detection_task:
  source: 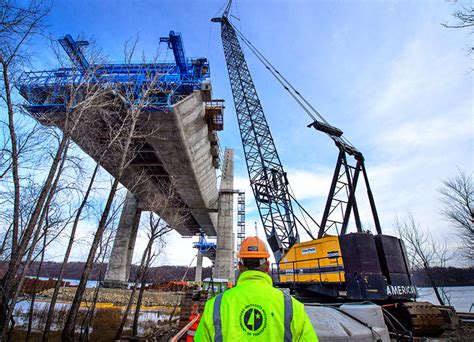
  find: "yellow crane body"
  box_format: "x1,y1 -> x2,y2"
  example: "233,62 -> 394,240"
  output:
278,236 -> 345,284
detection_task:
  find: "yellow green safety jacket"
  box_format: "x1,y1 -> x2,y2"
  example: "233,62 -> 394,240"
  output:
194,270 -> 318,341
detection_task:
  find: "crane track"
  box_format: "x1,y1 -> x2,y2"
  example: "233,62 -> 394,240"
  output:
386,301 -> 448,337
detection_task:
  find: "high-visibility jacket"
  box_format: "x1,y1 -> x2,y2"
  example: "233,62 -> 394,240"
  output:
194,270 -> 318,341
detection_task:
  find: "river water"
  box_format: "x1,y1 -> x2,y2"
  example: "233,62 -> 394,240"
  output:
13,299 -> 170,335
417,286 -> 474,312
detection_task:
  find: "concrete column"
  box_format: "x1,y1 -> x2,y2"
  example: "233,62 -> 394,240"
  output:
195,251 -> 203,282
104,191 -> 141,288
195,235 -> 204,282
214,148 -> 235,283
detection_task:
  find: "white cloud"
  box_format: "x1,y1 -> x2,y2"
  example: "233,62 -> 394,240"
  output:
348,24 -> 473,258
285,167 -> 333,200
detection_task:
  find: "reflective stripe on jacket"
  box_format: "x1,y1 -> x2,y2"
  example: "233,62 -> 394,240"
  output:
194,270 -> 318,341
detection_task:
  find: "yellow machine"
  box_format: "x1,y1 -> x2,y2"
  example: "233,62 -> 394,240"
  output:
278,236 -> 345,284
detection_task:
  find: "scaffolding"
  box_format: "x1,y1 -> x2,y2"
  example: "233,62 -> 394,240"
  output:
236,191 -> 245,252
17,32 -> 210,113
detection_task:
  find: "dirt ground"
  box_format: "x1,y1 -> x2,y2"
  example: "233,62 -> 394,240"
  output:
440,321 -> 474,341
39,287 -> 181,307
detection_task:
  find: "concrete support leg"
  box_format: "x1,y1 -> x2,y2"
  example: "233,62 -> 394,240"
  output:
195,234 -> 204,282
214,149 -> 235,284
195,251 -> 203,282
104,191 -> 141,288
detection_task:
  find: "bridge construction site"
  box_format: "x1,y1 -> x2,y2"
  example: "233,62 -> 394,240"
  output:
19,31 -> 236,287
2,0 -> 472,341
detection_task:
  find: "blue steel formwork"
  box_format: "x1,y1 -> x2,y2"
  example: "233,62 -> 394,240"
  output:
17,32 -> 210,113
194,235 -> 217,260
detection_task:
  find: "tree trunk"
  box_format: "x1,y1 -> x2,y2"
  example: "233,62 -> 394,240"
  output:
42,163 -> 100,341
1,140 -> 70,338
0,59 -> 22,337
0,134 -> 69,337
115,256 -> 146,339
25,232 -> 47,340
62,114 -> 138,341
424,262 -> 445,305
1,59 -> 21,263
61,178 -> 122,340
132,261 -> 150,336
84,269 -> 103,342
115,235 -> 153,340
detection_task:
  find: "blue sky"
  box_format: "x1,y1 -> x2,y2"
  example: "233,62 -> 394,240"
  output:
32,0 -> 472,266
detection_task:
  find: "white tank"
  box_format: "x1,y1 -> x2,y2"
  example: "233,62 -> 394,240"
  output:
305,303 -> 390,342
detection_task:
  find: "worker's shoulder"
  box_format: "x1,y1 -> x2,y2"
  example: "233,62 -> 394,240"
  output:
206,288 -> 236,303
220,285 -> 240,298
203,294 -> 218,308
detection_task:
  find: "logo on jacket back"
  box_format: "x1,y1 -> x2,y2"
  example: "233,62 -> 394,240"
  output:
239,304 -> 267,336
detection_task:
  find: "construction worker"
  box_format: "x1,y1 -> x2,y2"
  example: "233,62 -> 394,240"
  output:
194,236 -> 318,341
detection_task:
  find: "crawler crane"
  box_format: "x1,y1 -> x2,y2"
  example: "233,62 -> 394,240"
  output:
212,1 -> 450,337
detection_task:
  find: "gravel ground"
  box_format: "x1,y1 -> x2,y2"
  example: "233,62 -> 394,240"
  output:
440,321 -> 474,341
39,287 -> 181,307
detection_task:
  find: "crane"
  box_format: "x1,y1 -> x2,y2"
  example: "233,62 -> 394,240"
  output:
212,0 -> 385,257
212,5 -> 300,263
212,1 -> 449,336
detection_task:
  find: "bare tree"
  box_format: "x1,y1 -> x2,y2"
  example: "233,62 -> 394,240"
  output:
132,213 -> 172,337
1,74 -> 109,335
0,1 -> 50,332
42,163 -> 100,341
61,39 -> 165,340
115,187 -> 185,340
1,21 -> 115,335
0,0 -> 49,260
442,5 -> 474,57
79,210 -> 117,342
394,213 -> 453,305
3,140 -> 71,335
439,169 -> 474,261
442,5 -> 474,29
115,210 -> 175,340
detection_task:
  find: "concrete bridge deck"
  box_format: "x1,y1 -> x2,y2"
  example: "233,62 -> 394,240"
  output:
109,90 -> 222,237
24,89 -> 222,237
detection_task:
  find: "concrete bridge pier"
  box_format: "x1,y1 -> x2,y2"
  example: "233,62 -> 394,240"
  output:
195,249 -> 203,282
213,149 -> 235,284
103,191 -> 141,288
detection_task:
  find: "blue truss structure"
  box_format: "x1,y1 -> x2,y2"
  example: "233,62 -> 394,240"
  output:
17,31 -> 210,113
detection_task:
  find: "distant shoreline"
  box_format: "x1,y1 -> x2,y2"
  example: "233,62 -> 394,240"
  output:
2,261 -> 473,287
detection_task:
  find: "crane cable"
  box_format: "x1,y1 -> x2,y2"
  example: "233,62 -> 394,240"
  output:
229,21 -> 357,150
231,22 -> 327,124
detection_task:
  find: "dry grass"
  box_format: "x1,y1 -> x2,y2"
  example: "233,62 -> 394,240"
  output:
39,287 -> 181,307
